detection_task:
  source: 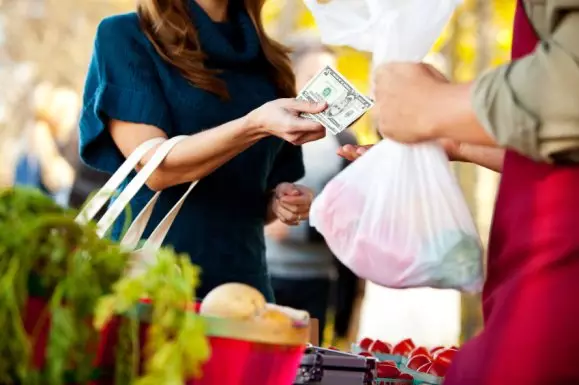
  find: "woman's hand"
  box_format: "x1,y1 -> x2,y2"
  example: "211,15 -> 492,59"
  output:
271,182 -> 314,225
264,220 -> 290,242
247,99 -> 327,145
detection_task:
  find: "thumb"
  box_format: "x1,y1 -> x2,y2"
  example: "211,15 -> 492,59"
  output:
276,182 -> 301,197
288,99 -> 328,114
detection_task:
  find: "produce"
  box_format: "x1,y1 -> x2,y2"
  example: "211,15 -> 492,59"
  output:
392,338 -> 416,357
410,346 -> 431,359
417,363 -> 432,373
0,187 -> 209,385
380,360 -> 397,367
200,283 -> 310,346
369,339 -> 392,355
407,354 -> 431,371
376,362 -> 400,379
433,347 -> 457,367
427,361 -> 448,377
200,283 -> 266,319
358,337 -> 374,351
430,346 -> 444,355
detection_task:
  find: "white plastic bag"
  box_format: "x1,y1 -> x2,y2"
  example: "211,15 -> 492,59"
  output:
305,0 -> 482,292
303,0 -> 462,64
310,141 -> 483,292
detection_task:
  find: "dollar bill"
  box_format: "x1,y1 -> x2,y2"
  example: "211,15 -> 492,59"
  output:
297,66 -> 374,135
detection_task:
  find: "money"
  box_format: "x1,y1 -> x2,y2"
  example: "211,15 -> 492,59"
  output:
297,66 -> 374,135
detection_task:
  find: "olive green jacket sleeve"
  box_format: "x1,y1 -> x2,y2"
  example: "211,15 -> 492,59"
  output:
472,1 -> 579,163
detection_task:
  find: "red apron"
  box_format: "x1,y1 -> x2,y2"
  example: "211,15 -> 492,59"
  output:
444,2 -> 579,384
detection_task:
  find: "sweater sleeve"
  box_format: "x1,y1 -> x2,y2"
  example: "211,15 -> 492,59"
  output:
266,142 -> 305,190
79,14 -> 173,174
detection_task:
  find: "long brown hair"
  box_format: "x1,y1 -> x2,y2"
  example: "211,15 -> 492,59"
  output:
137,0 -> 296,99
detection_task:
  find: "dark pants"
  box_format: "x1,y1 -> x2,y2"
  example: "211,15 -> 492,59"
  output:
271,277 -> 331,346
332,258 -> 359,339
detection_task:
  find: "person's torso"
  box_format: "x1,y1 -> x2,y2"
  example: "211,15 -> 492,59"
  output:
445,2 -> 579,383
266,135 -> 344,279
108,9 -> 288,279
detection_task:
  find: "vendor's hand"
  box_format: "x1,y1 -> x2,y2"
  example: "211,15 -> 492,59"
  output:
337,139 -> 464,161
272,183 -> 314,225
336,144 -> 373,161
374,62 -> 450,143
247,99 -> 327,145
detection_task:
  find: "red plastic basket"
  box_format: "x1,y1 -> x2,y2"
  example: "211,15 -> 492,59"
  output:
189,337 -> 305,385
23,297 -> 307,385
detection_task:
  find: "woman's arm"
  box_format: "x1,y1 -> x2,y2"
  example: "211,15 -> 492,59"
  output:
109,99 -> 326,191
110,116 -> 258,191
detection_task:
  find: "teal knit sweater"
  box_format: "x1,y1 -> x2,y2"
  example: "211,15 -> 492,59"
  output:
78,1 -> 304,301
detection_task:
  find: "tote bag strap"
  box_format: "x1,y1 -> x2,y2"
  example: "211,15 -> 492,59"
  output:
140,179 -> 199,251
75,136 -> 165,225
119,177 -> 199,251
95,135 -> 188,238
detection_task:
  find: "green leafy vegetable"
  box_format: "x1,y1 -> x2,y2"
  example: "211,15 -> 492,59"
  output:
0,187 -> 209,384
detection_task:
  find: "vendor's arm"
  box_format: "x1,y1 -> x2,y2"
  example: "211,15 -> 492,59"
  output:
80,17 -> 325,192
337,141 -> 505,172
453,143 -> 506,173
468,3 -> 579,163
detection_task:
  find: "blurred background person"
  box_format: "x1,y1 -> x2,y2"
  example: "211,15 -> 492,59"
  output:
265,38 -> 360,346
13,83 -> 78,207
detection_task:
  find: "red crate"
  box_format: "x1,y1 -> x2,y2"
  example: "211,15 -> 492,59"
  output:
23,297 -> 307,385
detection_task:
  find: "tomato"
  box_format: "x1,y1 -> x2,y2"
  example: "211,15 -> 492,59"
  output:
398,373 -> 414,381
359,337 -> 374,351
359,352 -> 374,358
406,354 -> 431,371
380,360 -> 398,367
410,346 -> 431,359
417,363 -> 432,373
376,362 -> 401,379
430,346 -> 445,355
428,361 -> 448,377
433,348 -> 457,367
392,338 -> 416,357
370,339 -> 392,354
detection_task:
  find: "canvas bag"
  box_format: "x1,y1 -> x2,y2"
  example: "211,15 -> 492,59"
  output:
75,135 -> 197,272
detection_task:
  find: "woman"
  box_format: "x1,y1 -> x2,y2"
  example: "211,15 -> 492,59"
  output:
265,39 -> 360,345
79,0 -> 327,302
340,0 -> 579,383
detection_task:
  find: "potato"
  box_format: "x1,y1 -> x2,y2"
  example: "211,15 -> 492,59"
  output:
200,283 -> 266,319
